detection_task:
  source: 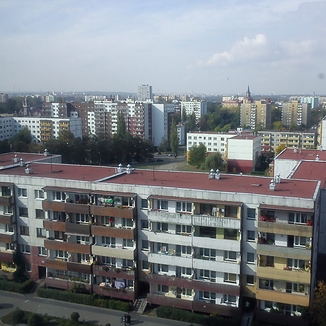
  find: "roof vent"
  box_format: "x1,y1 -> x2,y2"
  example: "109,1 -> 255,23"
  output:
44,149 -> 49,156
13,154 -> 19,163
126,164 -> 131,174
269,179 -> 275,191
117,163 -> 123,173
315,154 -> 319,161
275,173 -> 281,183
294,147 -> 297,153
25,164 -> 33,174
19,158 -> 25,167
208,168 -> 220,180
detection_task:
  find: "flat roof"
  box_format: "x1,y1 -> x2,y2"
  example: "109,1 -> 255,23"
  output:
0,162 -> 319,199
291,161 -> 326,188
276,148 -> 326,161
0,152 -> 60,168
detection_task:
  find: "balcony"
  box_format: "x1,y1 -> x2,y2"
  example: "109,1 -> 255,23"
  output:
66,222 -> 90,235
90,205 -> 135,219
0,196 -> 13,207
192,214 -> 240,229
44,257 -> 68,270
42,200 -> 90,215
144,230 -> 192,246
0,233 -> 14,244
148,210 -> 192,225
148,252 -> 193,267
193,237 -> 240,251
0,214 -> 14,225
93,284 -> 135,301
257,266 -> 310,283
93,264 -> 135,280
43,219 -> 66,232
44,239 -> 91,255
0,250 -> 15,262
258,220 -> 312,237
256,288 -> 309,306
67,261 -> 92,274
91,225 -> 134,239
257,243 -> 311,260
193,258 -> 240,274
92,245 -> 135,260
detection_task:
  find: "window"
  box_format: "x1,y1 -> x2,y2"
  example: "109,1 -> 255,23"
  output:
247,208 -> 256,219
223,294 -> 236,305
123,259 -> 133,268
289,213 -> 308,224
37,228 -> 46,238
158,264 -> 169,273
247,252 -> 255,263
156,200 -> 168,210
101,256 -> 116,266
259,279 -> 273,290
142,240 -> 149,250
102,236 -> 115,247
157,222 -> 168,232
141,219 -> 148,229
122,218 -> 133,228
224,228 -> 237,240
224,251 -> 237,261
286,282 -> 305,293
20,226 -> 29,236
182,288 -> 192,297
35,209 -> 45,219
247,230 -> 255,241
55,250 -> 68,260
54,191 -> 66,201
199,291 -> 216,301
181,267 -> 192,275
224,273 -> 236,283
199,270 -> 216,282
294,236 -> 308,247
287,258 -> 305,270
77,236 -> 89,244
123,239 -> 133,248
1,186 -> 11,196
34,189 -> 44,199
18,188 -> 27,197
141,199 -> 148,209
158,284 -> 169,293
21,244 -> 30,253
4,206 -> 13,214
5,224 -> 13,233
19,207 -> 28,217
38,246 -> 47,256
246,275 -> 254,285
199,248 -> 216,260
176,201 -> 192,213
142,260 -> 149,270
75,213 -> 89,224
176,224 -> 192,234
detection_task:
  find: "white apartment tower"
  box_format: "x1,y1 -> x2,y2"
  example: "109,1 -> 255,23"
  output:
138,84 -> 153,102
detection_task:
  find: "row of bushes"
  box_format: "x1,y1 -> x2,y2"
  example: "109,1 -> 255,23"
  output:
156,306 -> 239,326
37,286 -> 131,312
0,279 -> 35,294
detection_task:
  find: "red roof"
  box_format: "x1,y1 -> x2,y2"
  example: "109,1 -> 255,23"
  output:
276,148 -> 326,161
0,152 -> 58,168
291,161 -> 326,188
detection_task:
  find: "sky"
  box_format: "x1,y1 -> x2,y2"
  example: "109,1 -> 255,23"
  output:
1,0 -> 326,95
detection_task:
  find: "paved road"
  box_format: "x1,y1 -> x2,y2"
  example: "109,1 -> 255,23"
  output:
0,291 -> 198,326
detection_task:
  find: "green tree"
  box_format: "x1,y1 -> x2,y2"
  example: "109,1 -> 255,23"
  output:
273,121 -> 282,130
9,126 -> 33,147
170,117 -> 179,157
28,313 -> 43,326
275,143 -> 286,155
204,152 -> 224,171
188,143 -> 206,168
70,312 -> 80,323
11,308 -> 24,325
117,111 -> 127,138
187,112 -> 197,133
311,281 -> 326,326
182,107 -> 187,123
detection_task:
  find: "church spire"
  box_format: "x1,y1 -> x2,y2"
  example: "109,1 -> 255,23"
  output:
245,85 -> 252,102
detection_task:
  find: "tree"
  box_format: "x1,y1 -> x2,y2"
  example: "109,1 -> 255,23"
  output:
311,281 -> 326,325
70,312 -> 80,323
11,308 -> 24,325
273,121 -> 282,130
170,117 -> 179,157
117,111 -> 127,139
187,112 -> 197,133
188,143 -> 206,168
28,313 -> 43,326
204,152 -> 224,171
275,143 -> 286,155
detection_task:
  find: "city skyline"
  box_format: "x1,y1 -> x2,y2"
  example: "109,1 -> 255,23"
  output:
1,0 -> 326,95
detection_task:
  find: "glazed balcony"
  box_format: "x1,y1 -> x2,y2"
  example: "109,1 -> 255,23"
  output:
93,264 -> 135,280
257,266 -> 310,283
256,288 -> 309,306
0,233 -> 14,244
258,220 -> 312,237
257,243 -> 311,260
43,219 -> 66,232
91,225 -> 134,239
0,214 -> 14,225
90,205 -> 135,219
93,284 -> 135,301
92,245 -> 135,260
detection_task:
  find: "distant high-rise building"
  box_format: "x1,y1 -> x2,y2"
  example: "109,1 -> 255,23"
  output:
240,100 -> 272,130
138,84 -> 152,101
281,101 -> 311,128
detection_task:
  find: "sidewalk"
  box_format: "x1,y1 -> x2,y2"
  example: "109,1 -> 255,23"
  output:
0,291 -> 197,326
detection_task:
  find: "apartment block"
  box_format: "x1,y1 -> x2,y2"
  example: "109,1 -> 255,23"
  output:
281,101 -> 311,128
180,101 -> 207,122
240,100 -> 272,130
258,130 -> 317,152
0,151 -> 319,325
